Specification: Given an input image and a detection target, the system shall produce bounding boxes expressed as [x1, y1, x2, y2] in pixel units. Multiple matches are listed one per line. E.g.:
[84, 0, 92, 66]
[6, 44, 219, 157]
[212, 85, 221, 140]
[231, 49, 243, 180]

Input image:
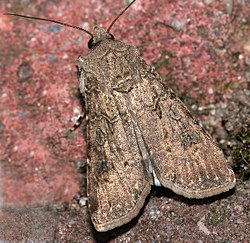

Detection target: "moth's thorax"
[93, 27, 113, 43]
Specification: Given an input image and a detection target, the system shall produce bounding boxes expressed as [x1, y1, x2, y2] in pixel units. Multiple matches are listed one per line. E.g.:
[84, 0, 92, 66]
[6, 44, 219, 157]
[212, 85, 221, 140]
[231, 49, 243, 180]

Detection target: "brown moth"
[5, 0, 236, 232]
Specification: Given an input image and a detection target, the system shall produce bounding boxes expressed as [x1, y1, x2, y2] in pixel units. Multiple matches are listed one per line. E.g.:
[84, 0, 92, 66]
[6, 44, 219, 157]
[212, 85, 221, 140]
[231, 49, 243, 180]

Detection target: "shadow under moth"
[5, 0, 236, 232]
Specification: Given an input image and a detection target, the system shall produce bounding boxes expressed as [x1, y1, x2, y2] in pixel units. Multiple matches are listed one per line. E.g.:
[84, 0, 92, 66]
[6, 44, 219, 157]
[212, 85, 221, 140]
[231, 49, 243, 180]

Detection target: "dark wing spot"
[96, 128, 105, 146]
[183, 131, 201, 149]
[169, 104, 181, 120]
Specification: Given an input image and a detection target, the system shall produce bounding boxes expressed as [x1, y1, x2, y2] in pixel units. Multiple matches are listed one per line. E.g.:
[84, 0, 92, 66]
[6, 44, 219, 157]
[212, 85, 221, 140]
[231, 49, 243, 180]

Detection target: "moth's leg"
[64, 111, 86, 137]
[71, 56, 87, 134]
[78, 56, 87, 95]
[69, 92, 87, 132]
[69, 112, 86, 132]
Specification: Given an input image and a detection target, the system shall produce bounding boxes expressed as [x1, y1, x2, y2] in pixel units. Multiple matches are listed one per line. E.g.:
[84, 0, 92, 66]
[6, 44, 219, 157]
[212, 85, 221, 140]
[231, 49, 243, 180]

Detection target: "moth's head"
[88, 27, 114, 49]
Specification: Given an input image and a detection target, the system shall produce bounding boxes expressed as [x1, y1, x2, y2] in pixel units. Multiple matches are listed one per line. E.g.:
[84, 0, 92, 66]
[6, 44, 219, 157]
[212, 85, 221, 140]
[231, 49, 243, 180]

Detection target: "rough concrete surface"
[0, 0, 249, 242]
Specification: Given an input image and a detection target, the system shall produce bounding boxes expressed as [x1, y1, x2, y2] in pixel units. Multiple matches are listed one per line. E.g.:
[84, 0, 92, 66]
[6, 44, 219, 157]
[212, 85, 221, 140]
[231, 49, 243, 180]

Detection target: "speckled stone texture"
[0, 0, 249, 242]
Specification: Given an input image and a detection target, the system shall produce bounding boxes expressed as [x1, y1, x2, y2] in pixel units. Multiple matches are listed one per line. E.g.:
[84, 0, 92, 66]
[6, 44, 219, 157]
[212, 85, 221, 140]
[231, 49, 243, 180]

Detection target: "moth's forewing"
[78, 27, 236, 232]
[125, 66, 236, 198]
[78, 30, 152, 232]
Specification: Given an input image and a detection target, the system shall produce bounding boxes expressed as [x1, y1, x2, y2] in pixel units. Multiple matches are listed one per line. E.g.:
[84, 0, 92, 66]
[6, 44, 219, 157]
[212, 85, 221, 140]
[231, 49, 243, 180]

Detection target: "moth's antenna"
[4, 13, 93, 37]
[107, 0, 137, 33]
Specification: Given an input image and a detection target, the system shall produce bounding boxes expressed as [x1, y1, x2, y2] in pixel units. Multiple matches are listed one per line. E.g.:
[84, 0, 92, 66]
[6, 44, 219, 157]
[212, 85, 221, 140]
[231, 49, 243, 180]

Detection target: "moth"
[5, 0, 236, 232]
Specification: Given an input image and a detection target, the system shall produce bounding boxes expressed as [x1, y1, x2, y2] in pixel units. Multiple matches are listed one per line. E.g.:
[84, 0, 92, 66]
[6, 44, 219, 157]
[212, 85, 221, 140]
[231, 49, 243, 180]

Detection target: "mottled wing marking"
[79, 36, 235, 231]
[127, 59, 236, 198]
[79, 39, 152, 232]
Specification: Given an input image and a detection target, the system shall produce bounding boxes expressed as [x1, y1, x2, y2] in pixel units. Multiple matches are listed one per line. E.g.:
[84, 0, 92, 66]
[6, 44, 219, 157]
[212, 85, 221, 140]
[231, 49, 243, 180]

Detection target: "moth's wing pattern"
[124, 57, 236, 199]
[78, 32, 236, 231]
[78, 39, 152, 232]
[93, 40, 236, 199]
